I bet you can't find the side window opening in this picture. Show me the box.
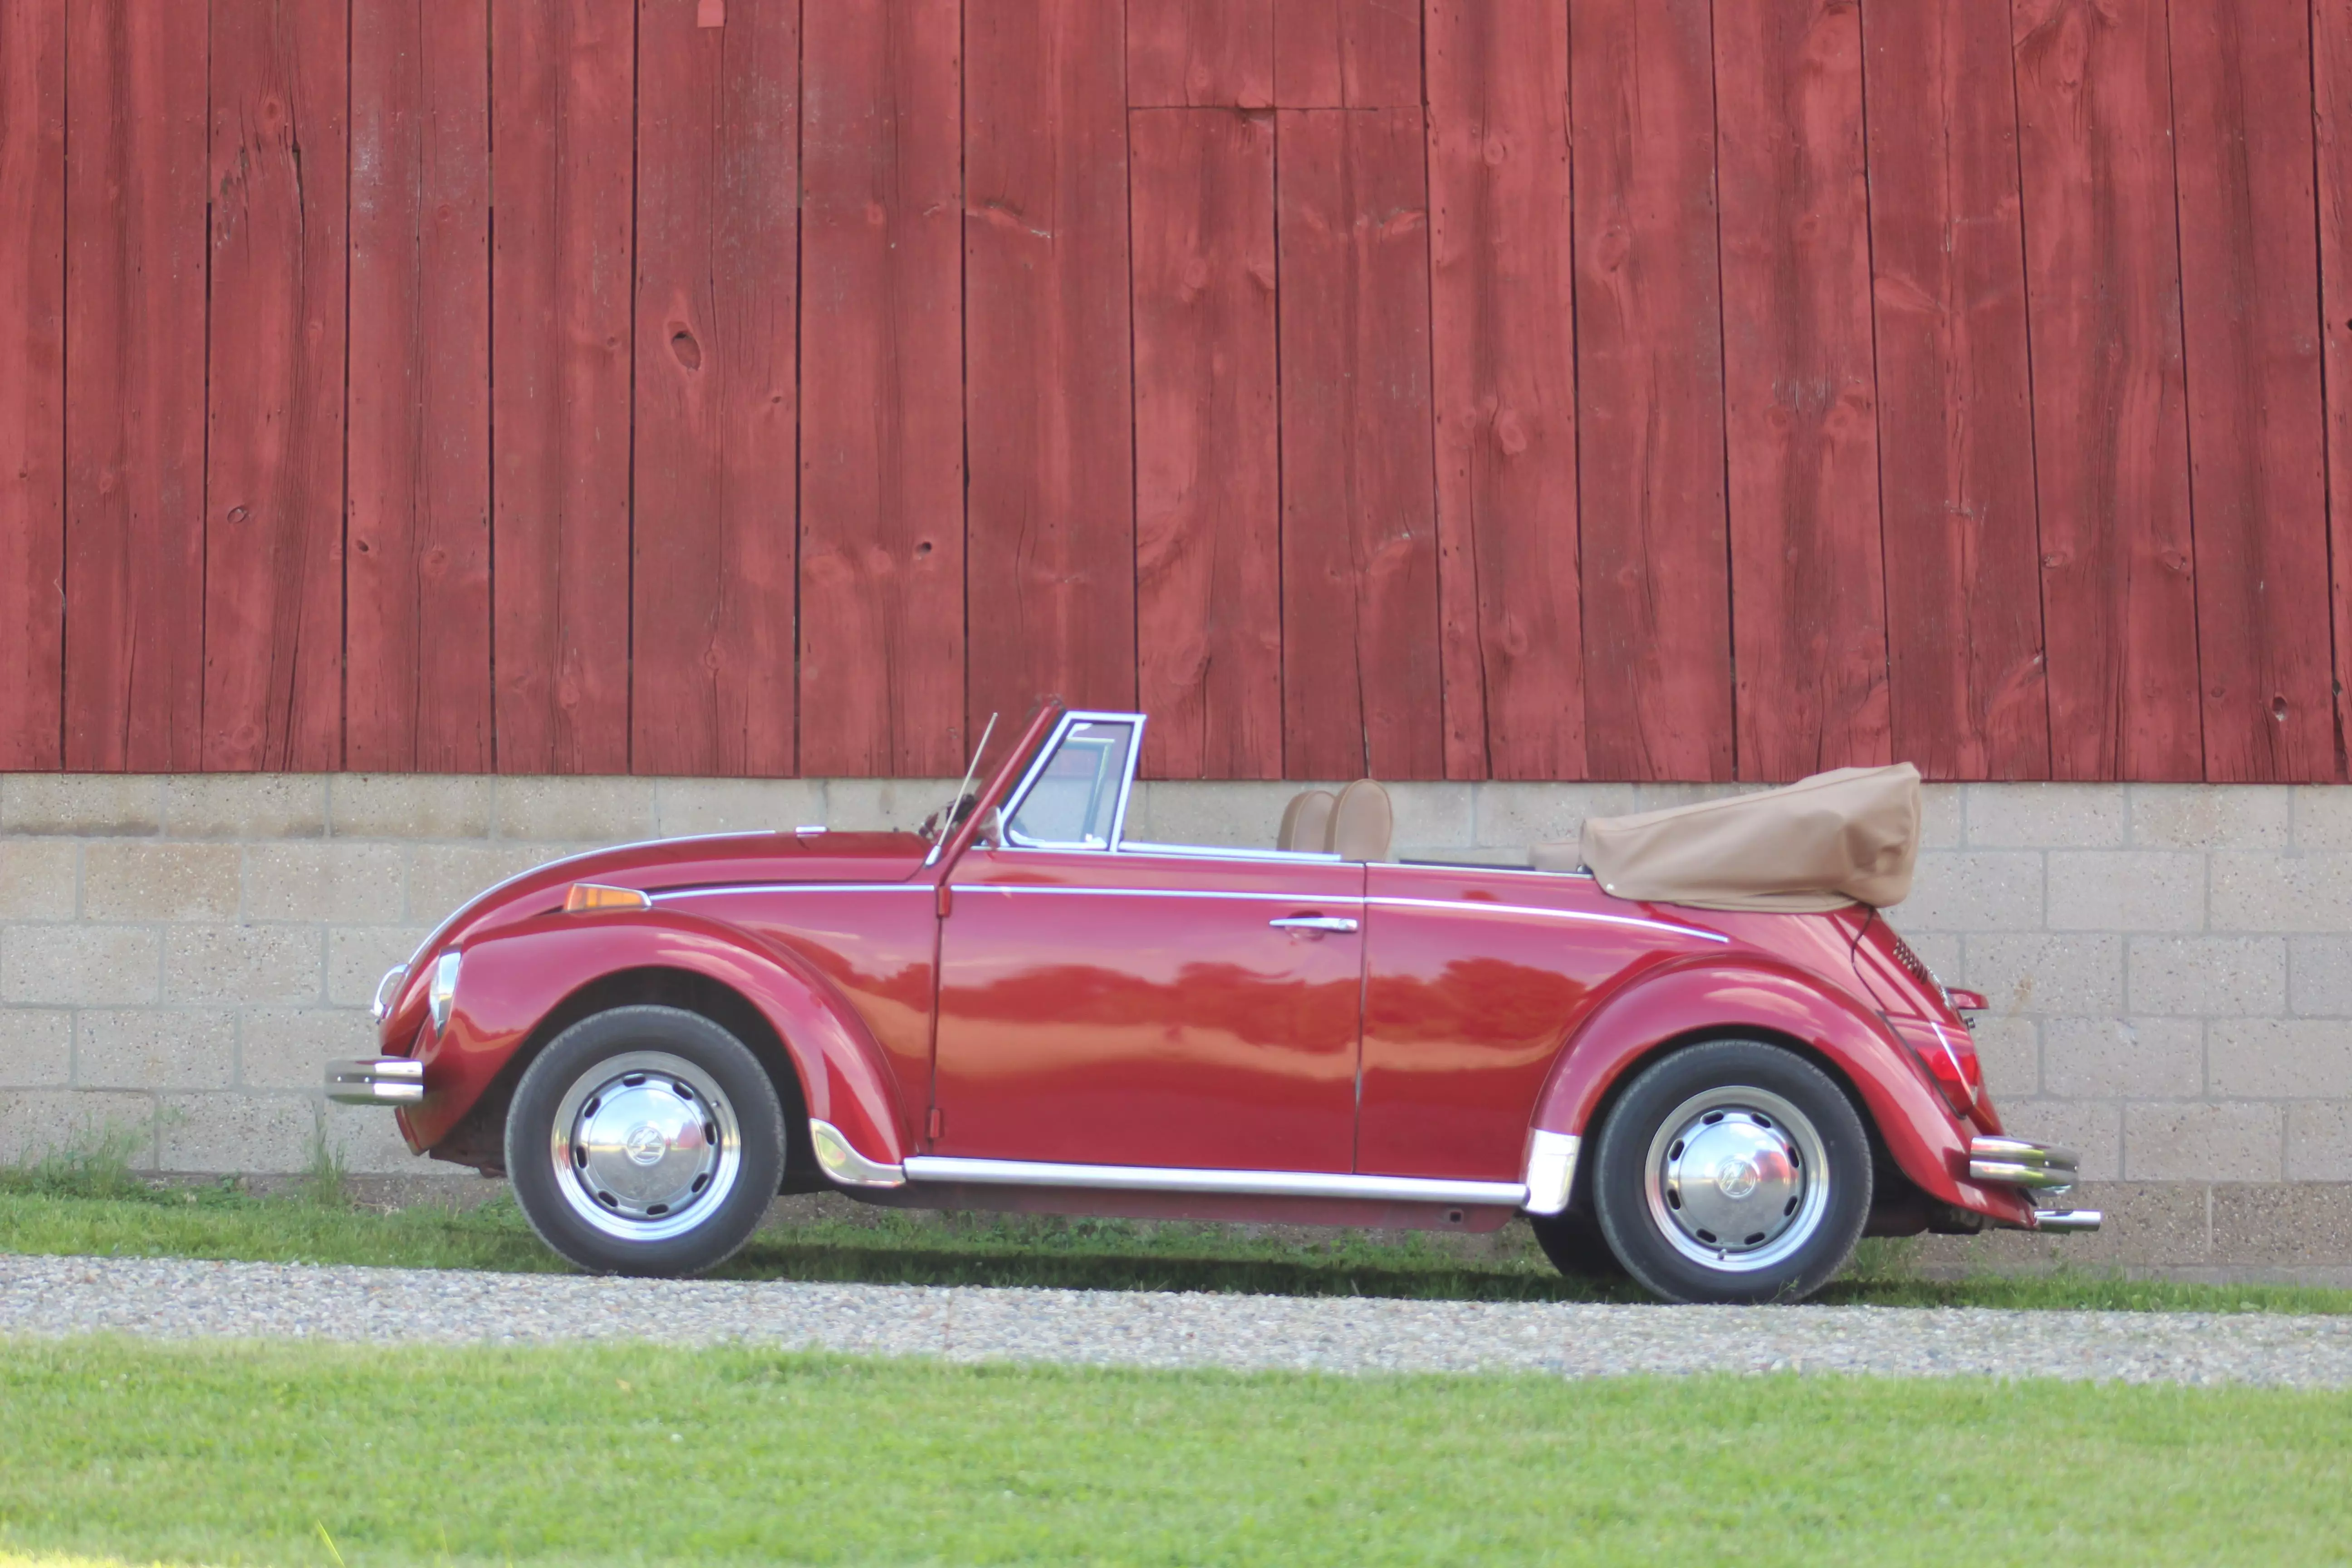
[1003,718,1138,850]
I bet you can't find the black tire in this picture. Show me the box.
[1528,1209,1627,1281]
[505,1005,785,1277]
[1590,1040,1872,1305]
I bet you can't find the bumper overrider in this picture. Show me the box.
[1969,1135,2102,1232]
[325,1058,425,1106]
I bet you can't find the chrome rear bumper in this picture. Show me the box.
[325,1057,424,1106]
[1972,1135,2101,1233]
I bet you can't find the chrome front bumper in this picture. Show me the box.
[325,1057,425,1106]
[1970,1135,2102,1233]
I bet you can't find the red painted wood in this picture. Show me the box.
[347,0,493,773]
[1569,0,1732,783]
[632,0,799,779]
[1131,108,1282,780]
[1127,0,1272,107]
[1861,0,2049,780]
[0,0,64,770]
[1426,0,1582,783]
[1271,0,1420,107]
[62,0,207,771]
[1712,0,1887,782]
[964,0,1137,730]
[1277,107,1444,780]
[491,0,634,774]
[2169,0,2332,782]
[799,0,967,779]
[2012,0,2201,780]
[203,0,349,772]
[2323,0,2352,779]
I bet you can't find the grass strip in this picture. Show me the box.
[3,1183,2351,1315]
[0,1338,2347,1566]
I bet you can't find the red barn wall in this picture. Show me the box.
[4,0,2350,784]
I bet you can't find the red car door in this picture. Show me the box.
[934,846,1367,1171]
[930,715,1366,1171]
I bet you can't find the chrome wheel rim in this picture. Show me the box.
[1642,1085,1829,1274]
[549,1051,742,1243]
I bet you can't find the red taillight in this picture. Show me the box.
[1891,1017,1983,1117]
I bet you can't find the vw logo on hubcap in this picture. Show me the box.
[1714,1156,1760,1200]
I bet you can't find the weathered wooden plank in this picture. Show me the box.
[2323,0,2352,779]
[203,0,349,771]
[1570,0,1731,782]
[965,0,1136,729]
[1861,0,2048,780]
[1272,0,1420,107]
[1127,0,1272,107]
[347,0,493,773]
[1276,107,1444,779]
[1712,0,1886,781]
[491,0,634,774]
[799,0,967,778]
[632,0,799,778]
[0,0,64,770]
[1426,0,1581,782]
[2169,0,2332,781]
[63,0,208,772]
[2012,0,2201,780]
[1131,107,1282,779]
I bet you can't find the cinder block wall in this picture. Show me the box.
[3,773,2347,1274]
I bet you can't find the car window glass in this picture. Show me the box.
[1005,720,1135,849]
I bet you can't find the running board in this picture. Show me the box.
[901,1153,1527,1209]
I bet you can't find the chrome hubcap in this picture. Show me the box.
[1643,1085,1830,1273]
[549,1051,741,1242]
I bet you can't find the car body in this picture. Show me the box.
[333,701,2097,1302]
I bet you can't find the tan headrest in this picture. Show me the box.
[1328,779,1393,862]
[1277,789,1337,853]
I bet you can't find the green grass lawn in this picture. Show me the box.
[3,1179,2351,1314]
[0,1338,2345,1567]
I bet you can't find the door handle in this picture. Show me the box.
[1269,915,1359,934]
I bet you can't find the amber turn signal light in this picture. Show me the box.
[564,882,651,914]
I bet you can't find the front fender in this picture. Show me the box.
[1527,956,2032,1222]
[397,910,912,1171]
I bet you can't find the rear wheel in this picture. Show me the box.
[1589,1040,1871,1304]
[505,1005,784,1277]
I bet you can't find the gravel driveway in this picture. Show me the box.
[5,1254,2349,1386]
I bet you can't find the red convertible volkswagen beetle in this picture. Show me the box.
[331,701,2097,1304]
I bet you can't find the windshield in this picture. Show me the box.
[1004,718,1138,849]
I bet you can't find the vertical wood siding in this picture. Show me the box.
[10,0,2352,783]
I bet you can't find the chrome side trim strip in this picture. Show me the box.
[651,882,928,901]
[1368,896,1730,942]
[1114,841,1347,866]
[1521,1130,1580,1216]
[899,1154,1527,1207]
[958,885,1362,906]
[809,1119,906,1189]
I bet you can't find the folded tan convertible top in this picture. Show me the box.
[1549,763,1923,913]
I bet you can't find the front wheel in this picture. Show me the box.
[505,1005,785,1277]
[1590,1040,1872,1304]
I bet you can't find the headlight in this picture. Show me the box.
[428,951,462,1033]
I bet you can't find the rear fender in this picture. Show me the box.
[1527,955,2032,1222]
[400,910,911,1170]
